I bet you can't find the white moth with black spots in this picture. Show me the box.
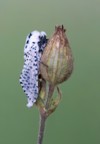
[19,31,47,108]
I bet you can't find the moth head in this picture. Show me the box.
[25,31,40,50]
[27,31,48,52]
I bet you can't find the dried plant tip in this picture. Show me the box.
[40,25,73,85]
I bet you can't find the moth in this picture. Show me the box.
[19,30,48,108]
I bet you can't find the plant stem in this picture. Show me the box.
[37,112,47,144]
[37,84,55,144]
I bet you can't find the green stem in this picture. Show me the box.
[45,84,55,110]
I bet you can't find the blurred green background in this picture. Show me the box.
[0,0,100,144]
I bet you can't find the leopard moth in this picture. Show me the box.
[19,30,48,108]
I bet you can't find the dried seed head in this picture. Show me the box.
[40,25,73,85]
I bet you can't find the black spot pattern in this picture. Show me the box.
[28,33,32,38]
[26,40,29,44]
[19,31,47,108]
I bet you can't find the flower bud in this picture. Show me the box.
[40,25,73,85]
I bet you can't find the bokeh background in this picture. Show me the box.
[0,0,100,144]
